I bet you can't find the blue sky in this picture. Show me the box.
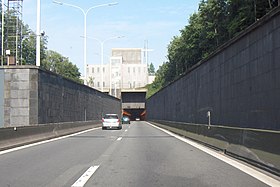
[22,0,200,75]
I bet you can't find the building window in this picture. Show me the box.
[92,68,94,73]
[138,67,141,74]
[97,67,100,73]
[103,67,105,73]
[103,82,105,87]
[128,67,130,73]
[97,82,100,87]
[133,67,135,73]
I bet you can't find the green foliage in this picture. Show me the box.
[148,63,155,75]
[1,8,82,83]
[146,83,160,99]
[2,9,29,63]
[21,26,47,66]
[146,62,170,98]
[227,0,255,38]
[147,0,279,97]
[42,50,83,84]
[22,30,82,83]
[88,76,94,87]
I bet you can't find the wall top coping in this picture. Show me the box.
[0,65,39,70]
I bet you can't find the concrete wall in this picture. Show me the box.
[147,7,280,131]
[1,66,121,127]
[2,68,37,127]
[38,69,121,124]
[146,7,280,175]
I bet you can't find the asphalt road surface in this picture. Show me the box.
[0,121,278,187]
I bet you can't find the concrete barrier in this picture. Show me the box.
[0,121,101,151]
[149,120,280,176]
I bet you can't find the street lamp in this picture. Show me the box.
[36,0,41,66]
[53,1,118,85]
[83,36,124,92]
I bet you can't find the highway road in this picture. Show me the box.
[0,121,279,187]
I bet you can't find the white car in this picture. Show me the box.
[102,114,122,130]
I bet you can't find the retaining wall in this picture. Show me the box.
[0,66,121,149]
[146,7,280,175]
[147,7,280,130]
[38,69,121,124]
[0,66,121,127]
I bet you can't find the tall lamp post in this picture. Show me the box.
[36,0,41,66]
[84,36,124,92]
[53,1,118,85]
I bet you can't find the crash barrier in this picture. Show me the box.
[0,121,101,151]
[149,120,280,177]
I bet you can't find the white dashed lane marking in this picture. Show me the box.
[71,165,100,187]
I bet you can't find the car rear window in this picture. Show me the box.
[104,115,118,119]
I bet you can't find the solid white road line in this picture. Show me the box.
[147,122,280,187]
[0,127,101,156]
[71,165,100,187]
[117,137,122,141]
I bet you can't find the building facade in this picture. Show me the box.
[86,48,153,98]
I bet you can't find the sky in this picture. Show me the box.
[21,0,201,76]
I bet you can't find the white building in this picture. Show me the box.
[86,48,154,98]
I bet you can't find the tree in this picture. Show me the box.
[148,0,279,96]
[146,62,170,98]
[42,50,83,84]
[88,76,94,87]
[1,7,27,65]
[148,63,155,75]
[1,5,83,83]
[227,0,255,38]
[21,24,48,65]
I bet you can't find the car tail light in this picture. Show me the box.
[102,118,104,122]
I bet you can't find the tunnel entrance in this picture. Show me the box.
[121,90,146,121]
[123,109,146,121]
